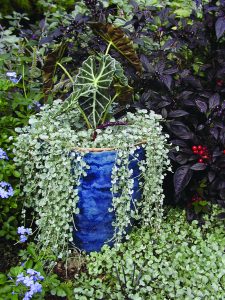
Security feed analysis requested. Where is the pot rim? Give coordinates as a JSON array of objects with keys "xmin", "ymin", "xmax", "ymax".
[{"xmin": 73, "ymin": 140, "xmax": 147, "ymax": 152}]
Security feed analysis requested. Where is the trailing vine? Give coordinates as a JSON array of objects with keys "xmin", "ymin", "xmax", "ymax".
[
  {"xmin": 13, "ymin": 101, "xmax": 171, "ymax": 258},
  {"xmin": 13, "ymin": 49, "xmax": 172, "ymax": 259}
]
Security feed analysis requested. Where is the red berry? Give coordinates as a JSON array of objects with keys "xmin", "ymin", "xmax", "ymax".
[
  {"xmin": 198, "ymin": 145, "xmax": 202, "ymax": 150},
  {"xmin": 192, "ymin": 146, "xmax": 197, "ymax": 151},
  {"xmin": 216, "ymin": 79, "xmax": 224, "ymax": 87},
  {"xmin": 223, "ymin": 150, "xmax": 225, "ymax": 154},
  {"xmin": 193, "ymin": 150, "xmax": 198, "ymax": 154},
  {"xmin": 199, "ymin": 150, "xmax": 204, "ymax": 156},
  {"xmin": 202, "ymin": 155, "xmax": 208, "ymax": 159},
  {"xmin": 198, "ymin": 158, "xmax": 203, "ymax": 163}
]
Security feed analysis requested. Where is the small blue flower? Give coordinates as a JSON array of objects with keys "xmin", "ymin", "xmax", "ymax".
[
  {"xmin": 6, "ymin": 71, "xmax": 22, "ymax": 84},
  {"xmin": 23, "ymin": 291, "xmax": 33, "ymax": 300},
  {"xmin": 26, "ymin": 269, "xmax": 38, "ymax": 276},
  {"xmin": 28, "ymin": 101, "xmax": 42, "ymax": 112},
  {"xmin": 23, "ymin": 276, "xmax": 34, "ymax": 287},
  {"xmin": 0, "ymin": 148, "xmax": 8, "ymax": 160},
  {"xmin": 16, "ymin": 273, "xmax": 25, "ymax": 285},
  {"xmin": 38, "ymin": 275, "xmax": 44, "ymax": 281},
  {"xmin": 17, "ymin": 226, "xmax": 32, "ymax": 235},
  {"xmin": 17, "ymin": 226, "xmax": 26, "ymax": 235},
  {"xmin": 6, "ymin": 71, "xmax": 17, "ymax": 78},
  {"xmin": 16, "ymin": 270, "xmax": 44, "ymax": 299},
  {"xmin": 34, "ymin": 101, "xmax": 42, "ymax": 109},
  {"xmin": 19, "ymin": 235, "xmax": 28, "ymax": 243},
  {"xmin": 0, "ymin": 181, "xmax": 14, "ymax": 198},
  {"xmin": 25, "ymin": 228, "xmax": 32, "ymax": 235},
  {"xmin": 30, "ymin": 282, "xmax": 42, "ymax": 293},
  {"xmin": 18, "ymin": 226, "xmax": 32, "ymax": 243}
]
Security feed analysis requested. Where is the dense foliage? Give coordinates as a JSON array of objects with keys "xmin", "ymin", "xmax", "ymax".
[
  {"xmin": 1, "ymin": 0, "xmax": 225, "ymax": 299},
  {"xmin": 26, "ymin": 0, "xmax": 225, "ymax": 216},
  {"xmin": 123, "ymin": 1, "xmax": 225, "ymax": 213},
  {"xmin": 73, "ymin": 207, "xmax": 225, "ymax": 299},
  {"xmin": 14, "ymin": 99, "xmax": 170, "ymax": 259}
]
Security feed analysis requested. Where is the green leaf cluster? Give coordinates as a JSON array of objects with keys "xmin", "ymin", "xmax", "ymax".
[
  {"xmin": 73, "ymin": 207, "xmax": 225, "ymax": 299},
  {"xmin": 0, "ymin": 243, "xmax": 74, "ymax": 299}
]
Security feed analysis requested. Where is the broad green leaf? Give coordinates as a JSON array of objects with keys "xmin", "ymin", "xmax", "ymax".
[
  {"xmin": 91, "ymin": 23, "xmax": 142, "ymax": 73},
  {"xmin": 55, "ymin": 87, "xmax": 94, "ymax": 128},
  {"xmin": 75, "ymin": 54, "xmax": 116, "ymax": 129}
]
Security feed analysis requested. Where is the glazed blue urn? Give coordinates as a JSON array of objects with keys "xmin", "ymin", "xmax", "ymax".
[{"xmin": 72, "ymin": 147, "xmax": 145, "ymax": 252}]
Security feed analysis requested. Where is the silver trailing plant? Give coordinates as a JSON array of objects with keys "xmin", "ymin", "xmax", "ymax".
[{"xmin": 13, "ymin": 53, "xmax": 171, "ymax": 258}]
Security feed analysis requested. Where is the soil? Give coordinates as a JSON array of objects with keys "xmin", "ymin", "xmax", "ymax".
[{"xmin": 0, "ymin": 238, "xmax": 21, "ymax": 273}]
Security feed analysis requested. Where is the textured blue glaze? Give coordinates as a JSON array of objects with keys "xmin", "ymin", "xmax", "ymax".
[{"xmin": 73, "ymin": 147, "xmax": 145, "ymax": 252}]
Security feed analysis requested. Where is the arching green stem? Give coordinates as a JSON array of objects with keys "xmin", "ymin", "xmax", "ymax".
[
  {"xmin": 105, "ymin": 42, "xmax": 112, "ymax": 55},
  {"xmin": 101, "ymin": 92, "xmax": 120, "ymax": 124},
  {"xmin": 56, "ymin": 62, "xmax": 74, "ymax": 84}
]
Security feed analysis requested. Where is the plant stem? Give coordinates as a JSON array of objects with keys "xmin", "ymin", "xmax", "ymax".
[
  {"xmin": 101, "ymin": 93, "xmax": 119, "ymax": 124},
  {"xmin": 105, "ymin": 42, "xmax": 112, "ymax": 55},
  {"xmin": 22, "ymin": 65, "xmax": 27, "ymax": 99},
  {"xmin": 56, "ymin": 62, "xmax": 74, "ymax": 84}
]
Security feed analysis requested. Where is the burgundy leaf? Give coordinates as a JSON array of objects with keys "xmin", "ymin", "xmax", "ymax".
[
  {"xmin": 168, "ymin": 110, "xmax": 189, "ymax": 118},
  {"xmin": 209, "ymin": 93, "xmax": 220, "ymax": 109},
  {"xmin": 218, "ymin": 181, "xmax": 225, "ymax": 190},
  {"xmin": 213, "ymin": 148, "xmax": 222, "ymax": 157},
  {"xmin": 175, "ymin": 154, "xmax": 188, "ymax": 164},
  {"xmin": 215, "ymin": 17, "xmax": 225, "ymax": 39},
  {"xmin": 171, "ymin": 139, "xmax": 188, "ymax": 147},
  {"xmin": 182, "ymin": 98, "xmax": 195, "ymax": 106},
  {"xmin": 196, "ymin": 100, "xmax": 207, "ymax": 113},
  {"xmin": 218, "ymin": 200, "xmax": 225, "ymax": 208},
  {"xmin": 162, "ymin": 38, "xmax": 177, "ymax": 50},
  {"xmin": 140, "ymin": 55, "xmax": 154, "ymax": 73},
  {"xmin": 161, "ymin": 108, "xmax": 167, "ymax": 118},
  {"xmin": 155, "ymin": 62, "xmax": 165, "ymax": 75},
  {"xmin": 220, "ymin": 188, "xmax": 225, "ymax": 200},
  {"xmin": 169, "ymin": 121, "xmax": 193, "ymax": 140},
  {"xmin": 210, "ymin": 127, "xmax": 219, "ymax": 140},
  {"xmin": 39, "ymin": 19, "xmax": 46, "ymax": 30},
  {"xmin": 179, "ymin": 91, "xmax": 193, "ymax": 99},
  {"xmin": 208, "ymin": 171, "xmax": 216, "ymax": 183},
  {"xmin": 174, "ymin": 165, "xmax": 193, "ymax": 195},
  {"xmin": 190, "ymin": 163, "xmax": 207, "ymax": 171},
  {"xmin": 157, "ymin": 101, "xmax": 171, "ymax": 109},
  {"xmin": 217, "ymin": 212, "xmax": 225, "ymax": 219},
  {"xmin": 160, "ymin": 75, "xmax": 172, "ymax": 89},
  {"xmin": 163, "ymin": 68, "xmax": 178, "ymax": 75}
]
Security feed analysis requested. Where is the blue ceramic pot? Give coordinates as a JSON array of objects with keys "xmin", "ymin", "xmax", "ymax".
[{"xmin": 73, "ymin": 147, "xmax": 145, "ymax": 252}]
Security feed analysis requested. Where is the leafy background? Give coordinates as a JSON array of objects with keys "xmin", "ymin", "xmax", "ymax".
[{"xmin": 1, "ymin": 0, "xmax": 225, "ymax": 299}]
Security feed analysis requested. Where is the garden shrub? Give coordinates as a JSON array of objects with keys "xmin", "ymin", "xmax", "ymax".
[
  {"xmin": 0, "ymin": 243, "xmax": 74, "ymax": 299},
  {"xmin": 0, "ymin": 12, "xmax": 46, "ymax": 238},
  {"xmin": 0, "ymin": 0, "xmax": 75, "ymax": 20},
  {"xmin": 73, "ymin": 207, "xmax": 225, "ymax": 299},
  {"xmin": 13, "ymin": 97, "xmax": 170, "ymax": 258},
  {"xmin": 55, "ymin": 0, "xmax": 225, "ymax": 218},
  {"xmin": 37, "ymin": 0, "xmax": 225, "ymax": 217},
  {"xmin": 0, "ymin": 77, "xmax": 31, "ymax": 240},
  {"xmin": 109, "ymin": 0, "xmax": 225, "ymax": 215}
]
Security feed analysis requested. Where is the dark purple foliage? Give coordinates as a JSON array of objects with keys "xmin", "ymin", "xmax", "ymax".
[{"xmin": 124, "ymin": 0, "xmax": 225, "ymax": 212}]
